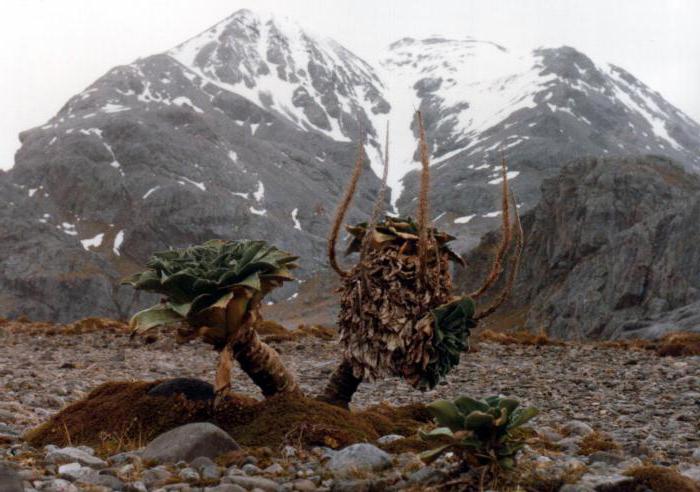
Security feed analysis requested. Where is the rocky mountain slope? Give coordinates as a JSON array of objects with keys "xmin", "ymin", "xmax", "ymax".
[
  {"xmin": 2, "ymin": 8, "xmax": 700, "ymax": 324},
  {"xmin": 0, "ymin": 10, "xmax": 389, "ymax": 321},
  {"xmin": 387, "ymin": 39, "xmax": 700, "ymax": 250},
  {"xmin": 460, "ymin": 156, "xmax": 700, "ymax": 340}
]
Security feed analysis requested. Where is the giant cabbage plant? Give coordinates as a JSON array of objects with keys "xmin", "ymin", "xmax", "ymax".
[
  {"xmin": 123, "ymin": 239, "xmax": 299, "ymax": 397},
  {"xmin": 321, "ymin": 112, "xmax": 523, "ymax": 407}
]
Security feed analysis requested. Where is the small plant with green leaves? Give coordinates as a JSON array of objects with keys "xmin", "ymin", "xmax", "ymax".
[
  {"xmin": 420, "ymin": 395, "xmax": 539, "ymax": 470},
  {"xmin": 123, "ymin": 239, "xmax": 300, "ymax": 398}
]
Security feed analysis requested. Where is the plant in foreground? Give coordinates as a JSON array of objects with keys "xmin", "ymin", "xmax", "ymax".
[
  {"xmin": 123, "ymin": 239, "xmax": 299, "ymax": 398},
  {"xmin": 321, "ymin": 112, "xmax": 523, "ymax": 407},
  {"xmin": 420, "ymin": 395, "xmax": 539, "ymax": 470}
]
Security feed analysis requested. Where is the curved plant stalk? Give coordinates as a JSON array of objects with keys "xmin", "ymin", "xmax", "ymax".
[
  {"xmin": 416, "ymin": 111, "xmax": 432, "ymax": 281},
  {"xmin": 328, "ymin": 142, "xmax": 366, "ymax": 278},
  {"xmin": 360, "ymin": 121, "xmax": 390, "ymax": 262},
  {"xmin": 469, "ymin": 156, "xmax": 512, "ymax": 299},
  {"xmin": 475, "ymin": 192, "xmax": 524, "ymax": 321}
]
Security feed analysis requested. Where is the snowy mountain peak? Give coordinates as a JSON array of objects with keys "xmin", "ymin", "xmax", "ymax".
[{"xmin": 167, "ymin": 9, "xmax": 389, "ymax": 151}]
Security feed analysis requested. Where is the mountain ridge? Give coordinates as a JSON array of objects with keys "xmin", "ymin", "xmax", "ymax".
[{"xmin": 1, "ymin": 8, "xmax": 699, "ymax": 324}]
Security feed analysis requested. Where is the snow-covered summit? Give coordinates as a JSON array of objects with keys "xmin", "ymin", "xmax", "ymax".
[{"xmin": 168, "ymin": 8, "xmax": 389, "ymax": 161}]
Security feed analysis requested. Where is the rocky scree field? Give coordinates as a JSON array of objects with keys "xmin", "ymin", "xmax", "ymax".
[{"xmin": 0, "ymin": 318, "xmax": 698, "ymax": 491}]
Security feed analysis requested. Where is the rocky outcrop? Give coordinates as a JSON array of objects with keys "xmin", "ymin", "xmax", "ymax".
[{"xmin": 459, "ymin": 156, "xmax": 700, "ymax": 339}]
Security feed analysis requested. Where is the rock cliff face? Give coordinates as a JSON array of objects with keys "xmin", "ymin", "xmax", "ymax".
[{"xmin": 460, "ymin": 156, "xmax": 700, "ymax": 339}]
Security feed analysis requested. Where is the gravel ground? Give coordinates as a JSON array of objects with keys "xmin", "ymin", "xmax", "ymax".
[{"xmin": 1, "ymin": 320, "xmax": 699, "ymax": 491}]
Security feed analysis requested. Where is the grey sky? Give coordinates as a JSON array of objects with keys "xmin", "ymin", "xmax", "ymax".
[{"xmin": 1, "ymin": 0, "xmax": 698, "ymax": 171}]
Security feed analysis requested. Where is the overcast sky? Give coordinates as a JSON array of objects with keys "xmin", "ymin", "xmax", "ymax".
[{"xmin": 1, "ymin": 0, "xmax": 698, "ymax": 171}]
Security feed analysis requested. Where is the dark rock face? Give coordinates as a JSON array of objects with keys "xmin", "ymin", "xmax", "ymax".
[{"xmin": 459, "ymin": 156, "xmax": 700, "ymax": 339}]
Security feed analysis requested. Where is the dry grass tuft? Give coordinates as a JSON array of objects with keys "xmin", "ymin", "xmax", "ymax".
[
  {"xmin": 620, "ymin": 465, "xmax": 700, "ymax": 492},
  {"xmin": 599, "ymin": 331, "xmax": 700, "ymax": 357},
  {"xmin": 578, "ymin": 431, "xmax": 621, "ymax": 456},
  {"xmin": 654, "ymin": 332, "xmax": 700, "ymax": 356},
  {"xmin": 259, "ymin": 322, "xmax": 336, "ymax": 343},
  {"xmin": 0, "ymin": 317, "xmax": 128, "ymax": 336},
  {"xmin": 476, "ymin": 328, "xmax": 565, "ymax": 347}
]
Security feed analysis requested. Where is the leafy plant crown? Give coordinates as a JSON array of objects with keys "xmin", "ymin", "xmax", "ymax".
[
  {"xmin": 345, "ymin": 216, "xmax": 465, "ymax": 266},
  {"xmin": 419, "ymin": 296, "xmax": 476, "ymax": 389},
  {"xmin": 420, "ymin": 394, "xmax": 539, "ymax": 470},
  {"xmin": 122, "ymin": 239, "xmax": 298, "ymax": 334}
]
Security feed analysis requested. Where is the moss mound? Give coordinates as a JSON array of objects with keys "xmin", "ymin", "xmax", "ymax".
[
  {"xmin": 25, "ymin": 381, "xmax": 428, "ymax": 454},
  {"xmin": 24, "ymin": 381, "xmax": 214, "ymax": 450}
]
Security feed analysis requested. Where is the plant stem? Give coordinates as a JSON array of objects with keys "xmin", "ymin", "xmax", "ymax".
[{"xmin": 318, "ymin": 359, "xmax": 363, "ymax": 408}]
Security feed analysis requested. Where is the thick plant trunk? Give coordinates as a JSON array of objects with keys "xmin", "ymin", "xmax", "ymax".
[
  {"xmin": 230, "ymin": 326, "xmax": 299, "ymax": 397},
  {"xmin": 319, "ymin": 359, "xmax": 363, "ymax": 408}
]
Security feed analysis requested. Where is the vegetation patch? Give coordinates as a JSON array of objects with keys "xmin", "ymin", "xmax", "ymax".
[
  {"xmin": 577, "ymin": 431, "xmax": 620, "ymax": 455},
  {"xmin": 25, "ymin": 380, "xmax": 428, "ymax": 455},
  {"xmin": 599, "ymin": 331, "xmax": 700, "ymax": 357},
  {"xmin": 24, "ymin": 381, "xmax": 214, "ymax": 451},
  {"xmin": 616, "ymin": 465, "xmax": 700, "ymax": 492},
  {"xmin": 476, "ymin": 329, "xmax": 565, "ymax": 347}
]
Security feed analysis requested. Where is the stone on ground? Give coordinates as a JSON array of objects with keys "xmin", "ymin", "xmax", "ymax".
[{"xmin": 142, "ymin": 422, "xmax": 240, "ymax": 463}]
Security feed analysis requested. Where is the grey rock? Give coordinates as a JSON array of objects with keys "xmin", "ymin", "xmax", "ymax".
[
  {"xmin": 376, "ymin": 434, "xmax": 404, "ymax": 445},
  {"xmin": 564, "ymin": 420, "xmax": 593, "ymax": 437},
  {"xmin": 97, "ymin": 473, "xmax": 126, "ymax": 491},
  {"xmin": 681, "ymin": 465, "xmax": 700, "ymax": 482},
  {"xmin": 46, "ymin": 447, "xmax": 107, "ymax": 468},
  {"xmin": 108, "ymin": 452, "xmax": 142, "ymax": 466},
  {"xmin": 190, "ymin": 456, "xmax": 216, "ymax": 469},
  {"xmin": 0, "ymin": 461, "xmax": 24, "ymax": 492},
  {"xmin": 201, "ymin": 464, "xmax": 222, "ymax": 481},
  {"xmin": 142, "ymin": 466, "xmax": 172, "ymax": 486},
  {"xmin": 692, "ymin": 448, "xmax": 700, "ymax": 462},
  {"xmin": 39, "ymin": 478, "xmax": 80, "ymax": 492},
  {"xmin": 241, "ymin": 463, "xmax": 261, "ymax": 475},
  {"xmin": 142, "ymin": 422, "xmax": 240, "ymax": 463},
  {"xmin": 326, "ymin": 443, "xmax": 392, "ymax": 477},
  {"xmin": 263, "ymin": 463, "xmax": 284, "ymax": 475},
  {"xmin": 205, "ymin": 485, "xmax": 246, "ymax": 492},
  {"xmin": 406, "ymin": 466, "xmax": 446, "ymax": 485},
  {"xmin": 587, "ymin": 451, "xmax": 625, "ymax": 466},
  {"xmin": 291, "ymin": 478, "xmax": 317, "ymax": 491},
  {"xmin": 58, "ymin": 462, "xmax": 100, "ymax": 483},
  {"xmin": 227, "ymin": 475, "xmax": 282, "ymax": 492},
  {"xmin": 178, "ymin": 467, "xmax": 200, "ymax": 481}
]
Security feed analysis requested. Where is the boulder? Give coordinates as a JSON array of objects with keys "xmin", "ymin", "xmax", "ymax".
[
  {"xmin": 326, "ymin": 443, "xmax": 392, "ymax": 477},
  {"xmin": 147, "ymin": 378, "xmax": 215, "ymax": 401},
  {"xmin": 142, "ymin": 422, "xmax": 240, "ymax": 463}
]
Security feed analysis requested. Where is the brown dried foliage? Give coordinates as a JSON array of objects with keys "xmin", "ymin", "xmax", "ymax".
[
  {"xmin": 337, "ymin": 239, "xmax": 453, "ymax": 384},
  {"xmin": 577, "ymin": 431, "xmax": 621, "ymax": 456}
]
